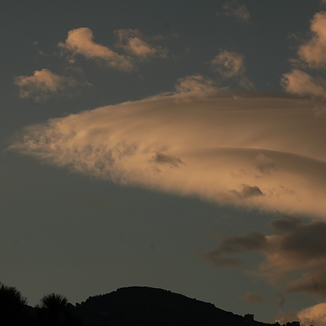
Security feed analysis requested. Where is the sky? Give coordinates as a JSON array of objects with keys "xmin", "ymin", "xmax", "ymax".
[{"xmin": 2, "ymin": 0, "xmax": 326, "ymax": 324}]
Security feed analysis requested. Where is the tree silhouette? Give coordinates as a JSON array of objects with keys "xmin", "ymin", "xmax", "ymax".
[
  {"xmin": 0, "ymin": 282, "xmax": 27, "ymax": 325},
  {"xmin": 39, "ymin": 293, "xmax": 69, "ymax": 325}
]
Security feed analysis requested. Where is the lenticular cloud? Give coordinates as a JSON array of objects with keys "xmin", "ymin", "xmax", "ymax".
[{"xmin": 9, "ymin": 90, "xmax": 326, "ymax": 217}]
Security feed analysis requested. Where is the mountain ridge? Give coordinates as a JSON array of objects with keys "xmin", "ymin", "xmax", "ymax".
[{"xmin": 72, "ymin": 286, "xmax": 278, "ymax": 326}]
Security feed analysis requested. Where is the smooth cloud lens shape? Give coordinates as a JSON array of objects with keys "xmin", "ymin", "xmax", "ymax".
[{"xmin": 9, "ymin": 88, "xmax": 326, "ymax": 218}]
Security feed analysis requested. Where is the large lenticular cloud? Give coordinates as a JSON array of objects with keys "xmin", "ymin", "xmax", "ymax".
[{"xmin": 9, "ymin": 87, "xmax": 326, "ymax": 217}]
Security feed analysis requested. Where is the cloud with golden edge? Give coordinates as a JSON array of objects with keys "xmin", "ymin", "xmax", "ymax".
[
  {"xmin": 58, "ymin": 27, "xmax": 134, "ymax": 71},
  {"xmin": 9, "ymin": 77, "xmax": 326, "ymax": 219},
  {"xmin": 14, "ymin": 69, "xmax": 78, "ymax": 101}
]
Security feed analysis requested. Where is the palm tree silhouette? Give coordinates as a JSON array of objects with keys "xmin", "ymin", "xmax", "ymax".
[{"xmin": 39, "ymin": 293, "xmax": 68, "ymax": 325}]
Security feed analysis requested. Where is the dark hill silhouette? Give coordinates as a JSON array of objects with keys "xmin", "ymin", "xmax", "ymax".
[
  {"xmin": 74, "ymin": 286, "xmax": 276, "ymax": 326},
  {"xmin": 0, "ymin": 283, "xmax": 297, "ymax": 326}
]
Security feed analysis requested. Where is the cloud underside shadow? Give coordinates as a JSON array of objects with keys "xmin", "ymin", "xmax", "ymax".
[
  {"xmin": 9, "ymin": 89, "xmax": 326, "ymax": 218},
  {"xmin": 202, "ymin": 214, "xmax": 326, "ymax": 325}
]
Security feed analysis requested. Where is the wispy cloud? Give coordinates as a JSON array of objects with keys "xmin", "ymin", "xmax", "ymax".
[
  {"xmin": 242, "ymin": 292, "xmax": 264, "ymax": 303},
  {"xmin": 9, "ymin": 81, "xmax": 326, "ymax": 218},
  {"xmin": 217, "ymin": 0, "xmax": 251, "ymax": 23},
  {"xmin": 58, "ymin": 27, "xmax": 134, "ymax": 71},
  {"xmin": 211, "ymin": 50, "xmax": 253, "ymax": 88},
  {"xmin": 14, "ymin": 69, "xmax": 80, "ymax": 101},
  {"xmin": 114, "ymin": 29, "xmax": 168, "ymax": 60}
]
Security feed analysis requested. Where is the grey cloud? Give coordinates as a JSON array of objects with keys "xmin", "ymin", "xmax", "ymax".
[
  {"xmin": 287, "ymin": 270, "xmax": 326, "ymax": 299},
  {"xmin": 238, "ymin": 184, "xmax": 263, "ymax": 198},
  {"xmin": 231, "ymin": 184, "xmax": 263, "ymax": 200},
  {"xmin": 281, "ymin": 222, "xmax": 326, "ymax": 259},
  {"xmin": 201, "ymin": 231, "xmax": 266, "ymax": 268},
  {"xmin": 151, "ymin": 152, "xmax": 184, "ymax": 167},
  {"xmin": 218, "ymin": 0, "xmax": 251, "ymax": 22},
  {"xmin": 200, "ymin": 252, "xmax": 242, "ymax": 268},
  {"xmin": 270, "ymin": 215, "xmax": 303, "ymax": 234},
  {"xmin": 218, "ymin": 231, "xmax": 267, "ymax": 253},
  {"xmin": 203, "ymin": 216, "xmax": 326, "ymax": 299},
  {"xmin": 242, "ymin": 292, "xmax": 264, "ymax": 303}
]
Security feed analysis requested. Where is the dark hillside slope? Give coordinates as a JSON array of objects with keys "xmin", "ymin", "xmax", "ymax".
[{"xmin": 74, "ymin": 286, "xmax": 272, "ymax": 326}]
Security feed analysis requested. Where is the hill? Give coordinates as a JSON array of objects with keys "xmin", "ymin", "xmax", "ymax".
[{"xmin": 72, "ymin": 286, "xmax": 276, "ymax": 326}]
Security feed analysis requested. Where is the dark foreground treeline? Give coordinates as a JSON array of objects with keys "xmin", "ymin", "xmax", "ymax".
[
  {"xmin": 0, "ymin": 282, "xmax": 299, "ymax": 326},
  {"xmin": 0, "ymin": 282, "xmax": 81, "ymax": 326}
]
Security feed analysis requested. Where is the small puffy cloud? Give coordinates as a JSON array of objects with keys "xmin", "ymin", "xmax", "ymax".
[
  {"xmin": 242, "ymin": 292, "xmax": 264, "ymax": 303},
  {"xmin": 174, "ymin": 75, "xmax": 216, "ymax": 98},
  {"xmin": 203, "ymin": 216, "xmax": 326, "ymax": 300},
  {"xmin": 58, "ymin": 27, "xmax": 134, "ymax": 71},
  {"xmin": 114, "ymin": 29, "xmax": 168, "ymax": 59},
  {"xmin": 14, "ymin": 69, "xmax": 78, "ymax": 101},
  {"xmin": 298, "ymin": 11, "xmax": 326, "ymax": 68},
  {"xmin": 211, "ymin": 50, "xmax": 253, "ymax": 88},
  {"xmin": 217, "ymin": 0, "xmax": 251, "ymax": 23},
  {"xmin": 282, "ymin": 11, "xmax": 326, "ymax": 101},
  {"xmin": 212, "ymin": 50, "xmax": 245, "ymax": 77},
  {"xmin": 281, "ymin": 69, "xmax": 326, "ymax": 98}
]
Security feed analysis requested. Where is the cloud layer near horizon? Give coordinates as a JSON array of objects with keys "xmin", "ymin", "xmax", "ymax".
[
  {"xmin": 202, "ymin": 215, "xmax": 326, "ymax": 299},
  {"xmin": 9, "ymin": 85, "xmax": 326, "ymax": 218}
]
